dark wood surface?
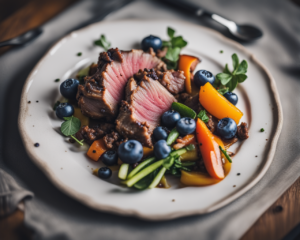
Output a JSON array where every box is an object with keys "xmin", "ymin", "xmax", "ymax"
[{"xmin": 0, "ymin": 1, "xmax": 300, "ymax": 239}]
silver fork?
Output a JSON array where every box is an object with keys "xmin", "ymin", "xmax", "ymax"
[{"xmin": 0, "ymin": 28, "xmax": 43, "ymax": 47}]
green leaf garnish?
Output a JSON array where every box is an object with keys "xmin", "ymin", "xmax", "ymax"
[
  {"xmin": 171, "ymin": 36, "xmax": 187, "ymax": 48},
  {"xmin": 77, "ymin": 52, "xmax": 82, "ymax": 56},
  {"xmin": 171, "ymin": 102, "xmax": 196, "ymax": 119},
  {"xmin": 215, "ymin": 53, "xmax": 248, "ymax": 92},
  {"xmin": 61, "ymin": 116, "xmax": 81, "ymax": 137},
  {"xmin": 260, "ymin": 128, "xmax": 265, "ymax": 132},
  {"xmin": 217, "ymin": 87, "xmax": 229, "ymax": 95},
  {"xmin": 235, "ymin": 74, "xmax": 247, "ymax": 83},
  {"xmin": 186, "ymin": 144, "xmax": 195, "ymax": 151},
  {"xmin": 165, "ymin": 47, "xmax": 181, "ymax": 62},
  {"xmin": 54, "ymin": 78, "xmax": 60, "ymax": 82},
  {"xmin": 235, "ymin": 60, "xmax": 248, "ymax": 75},
  {"xmin": 94, "ymin": 34, "xmax": 111, "ymax": 51},
  {"xmin": 161, "ymin": 27, "xmax": 188, "ymax": 70},
  {"xmin": 216, "ymin": 73, "xmax": 232, "ymax": 85},
  {"xmin": 197, "ymin": 110, "xmax": 209, "ymax": 123},
  {"xmin": 219, "ymin": 146, "xmax": 232, "ymax": 163},
  {"xmin": 167, "ymin": 27, "xmax": 175, "ymax": 38},
  {"xmin": 232, "ymin": 53, "xmax": 239, "ymax": 71}
]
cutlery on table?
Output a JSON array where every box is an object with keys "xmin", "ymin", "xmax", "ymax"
[
  {"xmin": 0, "ymin": 28, "xmax": 43, "ymax": 48},
  {"xmin": 161, "ymin": 0, "xmax": 263, "ymax": 41}
]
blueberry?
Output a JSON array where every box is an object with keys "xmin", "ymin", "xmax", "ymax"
[
  {"xmin": 153, "ymin": 126, "xmax": 168, "ymax": 141},
  {"xmin": 100, "ymin": 150, "xmax": 118, "ymax": 166},
  {"xmin": 224, "ymin": 92, "xmax": 238, "ymax": 105},
  {"xmin": 216, "ymin": 118, "xmax": 237, "ymax": 139},
  {"xmin": 141, "ymin": 35, "xmax": 162, "ymax": 52},
  {"xmin": 98, "ymin": 167, "xmax": 112, "ymax": 179},
  {"xmin": 194, "ymin": 70, "xmax": 215, "ymax": 88},
  {"xmin": 118, "ymin": 140, "xmax": 143, "ymax": 164},
  {"xmin": 55, "ymin": 102, "xmax": 74, "ymax": 119},
  {"xmin": 154, "ymin": 140, "xmax": 171, "ymax": 159},
  {"xmin": 60, "ymin": 79, "xmax": 79, "ymax": 100},
  {"xmin": 176, "ymin": 117, "xmax": 196, "ymax": 136},
  {"xmin": 161, "ymin": 110, "xmax": 181, "ymax": 129}
]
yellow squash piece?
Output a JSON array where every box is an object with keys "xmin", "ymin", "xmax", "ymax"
[
  {"xmin": 199, "ymin": 82, "xmax": 243, "ymax": 124},
  {"xmin": 143, "ymin": 146, "xmax": 153, "ymax": 158},
  {"xmin": 74, "ymin": 106, "xmax": 89, "ymax": 127}
]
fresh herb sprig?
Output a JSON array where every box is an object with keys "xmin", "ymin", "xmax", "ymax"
[
  {"xmin": 162, "ymin": 27, "xmax": 188, "ymax": 69},
  {"xmin": 219, "ymin": 146, "xmax": 232, "ymax": 163},
  {"xmin": 197, "ymin": 110, "xmax": 209, "ymax": 123},
  {"xmin": 94, "ymin": 34, "xmax": 111, "ymax": 51},
  {"xmin": 61, "ymin": 116, "xmax": 83, "ymax": 146},
  {"xmin": 215, "ymin": 53, "xmax": 248, "ymax": 92}
]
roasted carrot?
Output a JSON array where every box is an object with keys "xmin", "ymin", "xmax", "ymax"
[
  {"xmin": 87, "ymin": 138, "xmax": 107, "ymax": 161},
  {"xmin": 196, "ymin": 118, "xmax": 225, "ymax": 179},
  {"xmin": 173, "ymin": 134, "xmax": 196, "ymax": 150},
  {"xmin": 178, "ymin": 55, "xmax": 200, "ymax": 94}
]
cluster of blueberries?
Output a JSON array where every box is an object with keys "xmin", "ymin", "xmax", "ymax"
[
  {"xmin": 153, "ymin": 110, "xmax": 196, "ymax": 159},
  {"xmin": 55, "ymin": 79, "xmax": 80, "ymax": 119}
]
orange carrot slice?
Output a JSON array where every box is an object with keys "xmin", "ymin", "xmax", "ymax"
[
  {"xmin": 196, "ymin": 118, "xmax": 224, "ymax": 179},
  {"xmin": 87, "ymin": 138, "xmax": 107, "ymax": 161},
  {"xmin": 178, "ymin": 55, "xmax": 200, "ymax": 94}
]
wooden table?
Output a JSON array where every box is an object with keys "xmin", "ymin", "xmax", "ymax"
[{"xmin": 0, "ymin": 0, "xmax": 299, "ymax": 239}]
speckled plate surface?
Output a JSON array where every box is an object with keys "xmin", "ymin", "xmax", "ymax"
[{"xmin": 18, "ymin": 19, "xmax": 282, "ymax": 220}]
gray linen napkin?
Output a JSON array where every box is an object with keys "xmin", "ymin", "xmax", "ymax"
[
  {"xmin": 0, "ymin": 0, "xmax": 299, "ymax": 240},
  {"xmin": 0, "ymin": 169, "xmax": 33, "ymax": 217}
]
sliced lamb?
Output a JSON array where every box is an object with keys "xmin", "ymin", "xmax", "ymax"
[
  {"xmin": 134, "ymin": 68, "xmax": 185, "ymax": 94},
  {"xmin": 116, "ymin": 74, "xmax": 176, "ymax": 147},
  {"xmin": 77, "ymin": 48, "xmax": 167, "ymax": 120}
]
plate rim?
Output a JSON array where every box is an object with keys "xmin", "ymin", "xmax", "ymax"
[{"xmin": 18, "ymin": 19, "xmax": 283, "ymax": 220}]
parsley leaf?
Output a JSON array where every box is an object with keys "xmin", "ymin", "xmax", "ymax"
[
  {"xmin": 215, "ymin": 53, "xmax": 248, "ymax": 92},
  {"xmin": 167, "ymin": 27, "xmax": 175, "ymax": 38},
  {"xmin": 217, "ymin": 87, "xmax": 229, "ymax": 95},
  {"xmin": 161, "ymin": 27, "xmax": 188, "ymax": 70},
  {"xmin": 61, "ymin": 116, "xmax": 81, "ymax": 137},
  {"xmin": 235, "ymin": 60, "xmax": 248, "ymax": 75},
  {"xmin": 171, "ymin": 36, "xmax": 187, "ymax": 49},
  {"xmin": 216, "ymin": 73, "xmax": 232, "ymax": 85},
  {"xmin": 165, "ymin": 47, "xmax": 181, "ymax": 62},
  {"xmin": 197, "ymin": 110, "xmax": 209, "ymax": 123},
  {"xmin": 94, "ymin": 34, "xmax": 111, "ymax": 51},
  {"xmin": 232, "ymin": 53, "xmax": 239, "ymax": 71}
]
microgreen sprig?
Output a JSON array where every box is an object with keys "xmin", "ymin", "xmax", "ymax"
[
  {"xmin": 215, "ymin": 53, "xmax": 248, "ymax": 92},
  {"xmin": 219, "ymin": 146, "xmax": 232, "ymax": 163},
  {"xmin": 197, "ymin": 110, "xmax": 209, "ymax": 123},
  {"xmin": 162, "ymin": 27, "xmax": 188, "ymax": 69},
  {"xmin": 94, "ymin": 34, "xmax": 111, "ymax": 51}
]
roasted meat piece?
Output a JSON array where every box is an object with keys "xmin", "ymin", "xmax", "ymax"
[
  {"xmin": 116, "ymin": 74, "xmax": 176, "ymax": 147},
  {"xmin": 134, "ymin": 68, "xmax": 185, "ymax": 94},
  {"xmin": 75, "ymin": 123, "xmax": 114, "ymax": 145},
  {"xmin": 237, "ymin": 122, "xmax": 249, "ymax": 140},
  {"xmin": 77, "ymin": 48, "xmax": 167, "ymax": 120}
]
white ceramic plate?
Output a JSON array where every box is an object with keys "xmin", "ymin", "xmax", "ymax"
[{"xmin": 18, "ymin": 20, "xmax": 283, "ymax": 220}]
